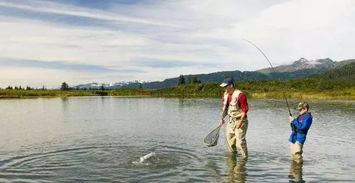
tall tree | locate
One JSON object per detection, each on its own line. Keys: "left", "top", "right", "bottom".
{"left": 61, "top": 82, "right": 69, "bottom": 90}
{"left": 100, "top": 84, "right": 105, "bottom": 91}
{"left": 177, "top": 75, "right": 185, "bottom": 85}
{"left": 189, "top": 75, "right": 200, "bottom": 84}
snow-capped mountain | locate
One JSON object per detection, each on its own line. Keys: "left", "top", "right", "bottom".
{"left": 73, "top": 81, "right": 138, "bottom": 89}
{"left": 73, "top": 58, "right": 354, "bottom": 89}
{"left": 258, "top": 58, "right": 336, "bottom": 73}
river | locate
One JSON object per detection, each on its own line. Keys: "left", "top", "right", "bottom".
{"left": 0, "top": 97, "right": 354, "bottom": 182}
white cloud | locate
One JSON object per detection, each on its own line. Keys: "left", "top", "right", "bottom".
{"left": 0, "top": 0, "right": 354, "bottom": 88}
{"left": 0, "top": 1, "right": 177, "bottom": 27}
{"left": 0, "top": 17, "right": 151, "bottom": 64}
{"left": 226, "top": 0, "right": 355, "bottom": 63}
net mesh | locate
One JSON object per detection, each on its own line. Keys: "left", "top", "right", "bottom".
{"left": 204, "top": 125, "right": 221, "bottom": 147}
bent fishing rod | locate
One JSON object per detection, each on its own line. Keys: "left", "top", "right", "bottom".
{"left": 243, "top": 39, "right": 292, "bottom": 116}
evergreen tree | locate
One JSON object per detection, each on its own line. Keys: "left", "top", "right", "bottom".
{"left": 189, "top": 75, "right": 200, "bottom": 84}
{"left": 177, "top": 75, "right": 185, "bottom": 85}
{"left": 60, "top": 82, "right": 69, "bottom": 90}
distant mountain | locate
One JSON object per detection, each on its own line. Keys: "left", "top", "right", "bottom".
{"left": 312, "top": 61, "right": 355, "bottom": 81}
{"left": 135, "top": 58, "right": 352, "bottom": 89}
{"left": 334, "top": 59, "right": 355, "bottom": 68}
{"left": 74, "top": 81, "right": 136, "bottom": 89}
{"left": 74, "top": 58, "right": 355, "bottom": 89}
{"left": 74, "top": 82, "right": 110, "bottom": 89}
{"left": 257, "top": 58, "right": 336, "bottom": 73}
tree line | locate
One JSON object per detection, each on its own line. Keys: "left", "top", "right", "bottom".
{"left": 3, "top": 86, "right": 45, "bottom": 90}
{"left": 177, "top": 75, "right": 201, "bottom": 85}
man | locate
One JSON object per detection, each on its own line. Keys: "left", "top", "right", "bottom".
{"left": 218, "top": 78, "right": 249, "bottom": 158}
{"left": 289, "top": 102, "right": 313, "bottom": 161}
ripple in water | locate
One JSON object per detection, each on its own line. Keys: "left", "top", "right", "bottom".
{"left": 0, "top": 144, "right": 204, "bottom": 182}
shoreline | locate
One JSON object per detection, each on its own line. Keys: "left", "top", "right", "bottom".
{"left": 0, "top": 89, "right": 354, "bottom": 100}
{"left": 2, "top": 78, "right": 354, "bottom": 100}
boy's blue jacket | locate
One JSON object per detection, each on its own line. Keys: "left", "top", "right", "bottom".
{"left": 289, "top": 112, "right": 313, "bottom": 144}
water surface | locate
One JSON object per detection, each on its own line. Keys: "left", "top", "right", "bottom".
{"left": 0, "top": 97, "right": 354, "bottom": 182}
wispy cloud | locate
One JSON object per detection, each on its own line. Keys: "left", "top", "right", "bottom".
{"left": 0, "top": 0, "right": 354, "bottom": 88}
{"left": 0, "top": 1, "right": 177, "bottom": 27}
{"left": 0, "top": 58, "right": 140, "bottom": 73}
{"left": 133, "top": 58, "right": 218, "bottom": 68}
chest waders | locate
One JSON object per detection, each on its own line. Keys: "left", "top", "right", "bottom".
{"left": 223, "top": 90, "right": 248, "bottom": 157}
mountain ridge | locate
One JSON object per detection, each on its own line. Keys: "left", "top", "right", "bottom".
{"left": 74, "top": 58, "right": 355, "bottom": 89}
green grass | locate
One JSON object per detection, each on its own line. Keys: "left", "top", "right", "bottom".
{"left": 0, "top": 89, "right": 98, "bottom": 98}
{"left": 1, "top": 78, "right": 355, "bottom": 100}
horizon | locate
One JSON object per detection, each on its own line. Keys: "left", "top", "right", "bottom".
{"left": 2, "top": 56, "right": 349, "bottom": 89}
{"left": 1, "top": 0, "right": 355, "bottom": 88}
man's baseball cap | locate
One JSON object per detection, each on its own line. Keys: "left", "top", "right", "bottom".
{"left": 296, "top": 102, "right": 309, "bottom": 110}
{"left": 220, "top": 78, "right": 234, "bottom": 87}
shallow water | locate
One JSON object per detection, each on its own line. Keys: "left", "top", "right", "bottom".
{"left": 0, "top": 97, "right": 354, "bottom": 182}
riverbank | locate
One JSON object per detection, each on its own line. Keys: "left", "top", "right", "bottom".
{"left": 1, "top": 80, "right": 355, "bottom": 100}
{"left": 150, "top": 82, "right": 355, "bottom": 100}
{"left": 0, "top": 88, "right": 152, "bottom": 99}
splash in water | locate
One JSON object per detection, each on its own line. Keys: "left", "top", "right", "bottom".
{"left": 132, "top": 152, "right": 156, "bottom": 165}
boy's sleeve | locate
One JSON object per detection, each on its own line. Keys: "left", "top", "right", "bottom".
{"left": 293, "top": 115, "right": 312, "bottom": 130}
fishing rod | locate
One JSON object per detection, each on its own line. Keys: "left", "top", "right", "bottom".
{"left": 243, "top": 39, "right": 292, "bottom": 116}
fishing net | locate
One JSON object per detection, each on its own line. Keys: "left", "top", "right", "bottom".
{"left": 204, "top": 125, "right": 221, "bottom": 147}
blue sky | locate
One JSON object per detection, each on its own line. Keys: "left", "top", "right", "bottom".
{"left": 1, "top": 0, "right": 354, "bottom": 88}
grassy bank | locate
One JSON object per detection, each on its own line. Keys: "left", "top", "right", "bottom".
{"left": 0, "top": 89, "right": 99, "bottom": 98}
{"left": 0, "top": 88, "right": 152, "bottom": 98}
{"left": 1, "top": 78, "right": 354, "bottom": 100}
{"left": 151, "top": 81, "right": 355, "bottom": 100}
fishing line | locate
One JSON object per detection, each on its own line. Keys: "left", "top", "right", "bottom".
{"left": 243, "top": 39, "right": 292, "bottom": 116}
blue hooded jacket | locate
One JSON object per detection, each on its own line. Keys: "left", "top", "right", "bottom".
{"left": 289, "top": 112, "right": 313, "bottom": 144}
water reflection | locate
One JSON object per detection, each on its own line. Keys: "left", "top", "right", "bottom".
{"left": 226, "top": 155, "right": 247, "bottom": 183}
{"left": 288, "top": 160, "right": 305, "bottom": 183}
{"left": 205, "top": 160, "right": 222, "bottom": 182}
{"left": 61, "top": 97, "right": 69, "bottom": 111}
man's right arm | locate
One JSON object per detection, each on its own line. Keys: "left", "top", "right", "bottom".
{"left": 219, "top": 95, "right": 228, "bottom": 126}
{"left": 219, "top": 105, "right": 228, "bottom": 126}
